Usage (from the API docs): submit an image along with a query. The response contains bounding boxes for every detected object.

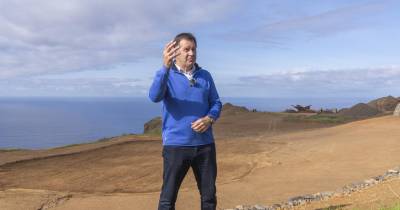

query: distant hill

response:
[337,95,399,119]
[367,95,400,113]
[143,117,162,135]
[143,103,348,138]
[338,103,381,119]
[221,103,250,115]
[144,95,400,136]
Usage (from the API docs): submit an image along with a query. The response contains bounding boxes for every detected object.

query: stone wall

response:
[225,166,400,210]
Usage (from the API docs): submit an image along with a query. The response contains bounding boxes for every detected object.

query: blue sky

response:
[0,0,399,98]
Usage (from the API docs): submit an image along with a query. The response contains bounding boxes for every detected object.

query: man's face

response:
[175,39,196,69]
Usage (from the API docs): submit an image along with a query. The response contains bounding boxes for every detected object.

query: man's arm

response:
[191,74,222,133]
[149,66,169,103]
[148,40,180,103]
[206,75,222,121]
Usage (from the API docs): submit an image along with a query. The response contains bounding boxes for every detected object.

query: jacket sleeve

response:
[207,74,222,120]
[149,66,169,103]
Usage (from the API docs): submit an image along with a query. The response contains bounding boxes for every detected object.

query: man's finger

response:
[163,41,173,53]
[167,46,180,56]
[169,52,180,60]
[167,50,178,58]
[164,40,174,48]
[194,125,205,132]
[165,41,177,53]
[198,124,207,131]
[198,125,209,133]
[191,118,208,130]
[192,123,203,130]
[192,122,204,131]
[201,125,210,132]
[200,124,209,131]
[191,122,199,129]
[166,50,180,61]
[192,119,202,125]
[195,121,205,129]
[163,44,176,55]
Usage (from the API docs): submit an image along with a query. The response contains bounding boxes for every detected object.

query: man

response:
[149,32,222,210]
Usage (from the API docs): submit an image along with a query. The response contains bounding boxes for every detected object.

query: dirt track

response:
[1,115,400,210]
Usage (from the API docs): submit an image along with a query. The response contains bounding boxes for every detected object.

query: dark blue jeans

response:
[158,143,217,210]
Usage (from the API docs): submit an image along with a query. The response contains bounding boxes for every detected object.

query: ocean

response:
[0,96,372,149]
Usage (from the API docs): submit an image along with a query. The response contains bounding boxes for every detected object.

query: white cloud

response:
[0,77,147,96]
[228,67,400,97]
[0,0,239,79]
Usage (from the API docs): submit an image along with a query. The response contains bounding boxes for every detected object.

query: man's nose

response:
[188,50,195,56]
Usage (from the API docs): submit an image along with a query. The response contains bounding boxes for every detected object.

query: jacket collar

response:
[171,62,201,74]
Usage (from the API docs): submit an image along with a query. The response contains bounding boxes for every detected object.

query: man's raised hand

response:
[163,40,180,68]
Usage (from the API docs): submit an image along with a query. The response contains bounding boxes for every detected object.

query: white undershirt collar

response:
[175,63,195,80]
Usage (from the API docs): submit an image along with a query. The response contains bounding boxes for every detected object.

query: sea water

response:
[0,96,372,149]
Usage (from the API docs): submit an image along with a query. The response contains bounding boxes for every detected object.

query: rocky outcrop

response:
[367,95,400,113]
[394,103,400,117]
[143,117,162,135]
[337,103,381,119]
[336,96,400,119]
[38,194,72,210]
[222,103,250,115]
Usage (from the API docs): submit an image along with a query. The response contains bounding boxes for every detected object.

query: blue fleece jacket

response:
[149,64,222,146]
